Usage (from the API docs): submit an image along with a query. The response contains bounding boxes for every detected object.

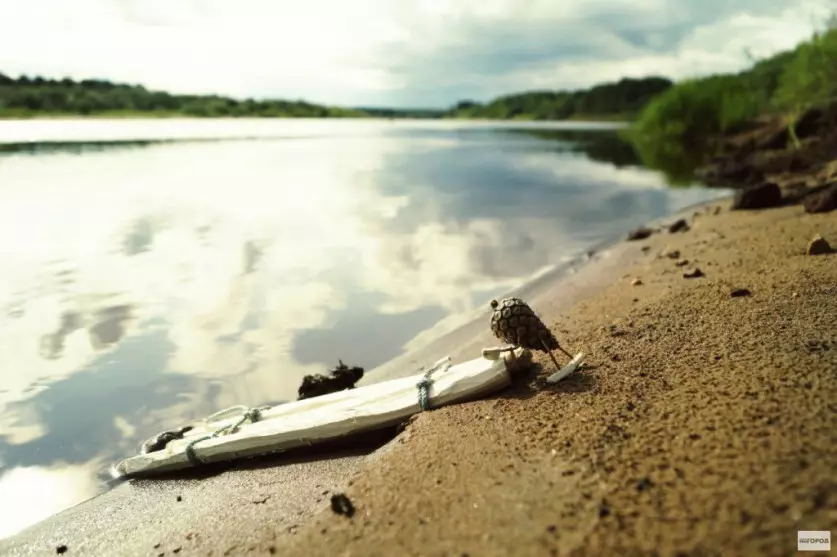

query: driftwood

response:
[114,347,534,478]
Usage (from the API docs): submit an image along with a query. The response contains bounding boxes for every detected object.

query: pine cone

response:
[489,297,559,352]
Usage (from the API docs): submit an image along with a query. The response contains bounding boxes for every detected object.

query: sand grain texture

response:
[278,203,837,557]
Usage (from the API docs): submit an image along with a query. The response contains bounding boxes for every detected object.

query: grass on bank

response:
[626,27,837,181]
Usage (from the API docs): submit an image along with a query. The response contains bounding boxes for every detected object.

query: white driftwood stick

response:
[115,348,532,478]
[546,352,585,384]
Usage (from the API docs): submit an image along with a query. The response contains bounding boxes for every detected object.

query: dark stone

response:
[668,219,689,233]
[636,477,654,492]
[626,227,654,241]
[730,288,751,298]
[56,546,68,555]
[732,182,782,210]
[330,493,355,518]
[298,360,364,400]
[176,495,182,502]
[683,268,705,279]
[598,503,611,518]
[803,184,837,213]
[806,235,833,256]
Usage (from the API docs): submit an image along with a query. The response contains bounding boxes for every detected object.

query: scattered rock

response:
[598,503,612,518]
[253,496,270,504]
[631,278,643,286]
[298,360,364,400]
[730,288,752,298]
[732,182,782,210]
[662,249,681,259]
[803,184,837,213]
[56,546,68,555]
[675,259,690,267]
[668,219,690,233]
[641,245,651,252]
[683,268,705,279]
[626,226,654,241]
[330,493,355,518]
[636,477,654,492]
[806,234,833,255]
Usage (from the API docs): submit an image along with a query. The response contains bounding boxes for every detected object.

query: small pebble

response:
[683,268,705,279]
[675,259,689,267]
[56,546,68,555]
[636,477,655,492]
[627,227,654,241]
[730,288,751,298]
[806,234,833,255]
[330,493,355,518]
[668,219,689,233]
[631,278,643,286]
[663,249,681,259]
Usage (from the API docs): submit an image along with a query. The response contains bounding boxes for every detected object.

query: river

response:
[0,118,727,538]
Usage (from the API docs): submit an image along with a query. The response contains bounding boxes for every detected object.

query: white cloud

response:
[0,0,833,105]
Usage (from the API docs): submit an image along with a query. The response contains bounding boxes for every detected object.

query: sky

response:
[0,0,834,108]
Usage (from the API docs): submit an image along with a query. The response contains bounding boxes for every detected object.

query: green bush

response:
[773,29,837,112]
[628,26,837,178]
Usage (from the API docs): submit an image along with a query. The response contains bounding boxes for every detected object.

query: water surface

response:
[0,118,726,537]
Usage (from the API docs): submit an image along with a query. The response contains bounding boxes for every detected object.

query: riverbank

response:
[2,186,835,555]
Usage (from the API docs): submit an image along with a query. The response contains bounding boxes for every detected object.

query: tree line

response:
[0,71,672,120]
[447,77,673,120]
[0,73,365,118]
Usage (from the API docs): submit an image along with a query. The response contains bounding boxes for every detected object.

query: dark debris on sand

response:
[330,494,355,518]
[626,227,654,241]
[297,360,364,400]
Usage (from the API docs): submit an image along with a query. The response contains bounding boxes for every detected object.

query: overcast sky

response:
[0,0,834,107]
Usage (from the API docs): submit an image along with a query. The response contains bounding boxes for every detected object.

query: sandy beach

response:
[2,194,835,556]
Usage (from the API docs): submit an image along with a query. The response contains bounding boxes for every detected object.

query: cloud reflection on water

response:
[0,121,725,538]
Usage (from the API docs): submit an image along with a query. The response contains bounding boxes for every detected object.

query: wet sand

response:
[3,198,836,556]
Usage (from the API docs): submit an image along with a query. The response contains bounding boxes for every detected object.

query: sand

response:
[2,198,835,556]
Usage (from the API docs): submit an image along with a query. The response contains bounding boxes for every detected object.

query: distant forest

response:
[448,77,673,120]
[0,72,364,118]
[0,71,672,120]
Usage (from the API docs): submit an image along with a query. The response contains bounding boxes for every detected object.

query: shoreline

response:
[0,192,757,555]
[277,196,835,557]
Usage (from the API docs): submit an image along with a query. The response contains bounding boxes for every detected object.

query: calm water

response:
[0,119,726,537]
